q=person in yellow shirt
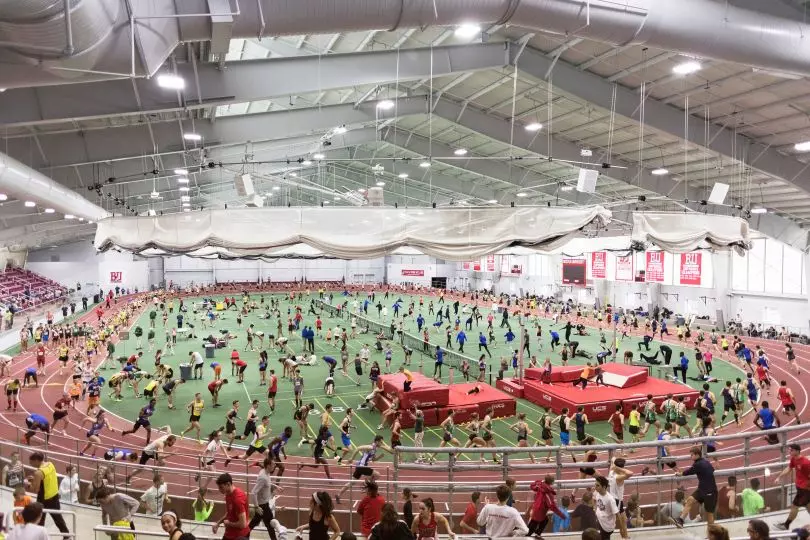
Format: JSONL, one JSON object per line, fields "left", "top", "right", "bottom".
{"left": 628, "top": 404, "right": 642, "bottom": 445}
{"left": 398, "top": 365, "right": 414, "bottom": 392}
{"left": 29, "top": 452, "right": 71, "bottom": 535}
{"left": 181, "top": 393, "right": 205, "bottom": 441}
{"left": 573, "top": 363, "right": 593, "bottom": 390}
{"left": 57, "top": 344, "right": 70, "bottom": 375}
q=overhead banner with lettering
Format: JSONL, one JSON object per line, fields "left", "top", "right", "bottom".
{"left": 679, "top": 252, "right": 702, "bottom": 285}
{"left": 486, "top": 254, "right": 496, "bottom": 272}
{"left": 615, "top": 255, "right": 633, "bottom": 281}
{"left": 401, "top": 269, "right": 425, "bottom": 277}
{"left": 645, "top": 251, "right": 665, "bottom": 282}
{"left": 590, "top": 251, "right": 606, "bottom": 279}
{"left": 462, "top": 262, "right": 470, "bottom": 270}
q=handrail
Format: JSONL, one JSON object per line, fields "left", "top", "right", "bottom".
{"left": 94, "top": 526, "right": 220, "bottom": 540}
{"left": 5, "top": 508, "right": 77, "bottom": 538}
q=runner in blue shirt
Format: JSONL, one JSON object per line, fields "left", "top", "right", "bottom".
{"left": 416, "top": 314, "right": 425, "bottom": 332}
{"left": 433, "top": 346, "right": 444, "bottom": 379}
{"left": 23, "top": 413, "right": 50, "bottom": 444}
{"left": 505, "top": 329, "right": 515, "bottom": 343}
{"left": 673, "top": 352, "right": 689, "bottom": 384}
{"left": 550, "top": 330, "right": 560, "bottom": 350}
{"left": 456, "top": 330, "right": 467, "bottom": 353}
{"left": 478, "top": 333, "right": 491, "bottom": 358}
{"left": 754, "top": 401, "right": 782, "bottom": 444}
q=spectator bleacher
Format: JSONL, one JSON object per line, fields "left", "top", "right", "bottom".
{"left": 0, "top": 266, "right": 68, "bottom": 313}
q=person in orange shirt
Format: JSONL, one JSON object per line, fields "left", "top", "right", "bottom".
{"left": 13, "top": 485, "right": 32, "bottom": 524}
{"left": 68, "top": 379, "right": 82, "bottom": 408}
{"left": 573, "top": 363, "right": 593, "bottom": 390}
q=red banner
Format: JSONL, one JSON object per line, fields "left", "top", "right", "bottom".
{"left": 473, "top": 261, "right": 481, "bottom": 271}
{"left": 645, "top": 252, "right": 665, "bottom": 282}
{"left": 462, "top": 262, "right": 470, "bottom": 270}
{"left": 590, "top": 251, "right": 606, "bottom": 279}
{"left": 110, "top": 271, "right": 123, "bottom": 283}
{"left": 615, "top": 255, "right": 633, "bottom": 281}
{"left": 679, "top": 252, "right": 702, "bottom": 285}
{"left": 401, "top": 269, "right": 425, "bottom": 277}
{"left": 486, "top": 254, "right": 496, "bottom": 272}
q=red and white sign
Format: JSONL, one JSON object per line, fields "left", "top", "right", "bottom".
{"left": 109, "top": 271, "right": 123, "bottom": 283}
{"left": 462, "top": 262, "right": 470, "bottom": 270}
{"left": 401, "top": 269, "right": 425, "bottom": 277}
{"left": 510, "top": 264, "right": 523, "bottom": 275}
{"left": 645, "top": 252, "right": 665, "bottom": 282}
{"left": 679, "top": 252, "right": 702, "bottom": 286}
{"left": 486, "top": 254, "right": 496, "bottom": 272}
{"left": 590, "top": 251, "right": 607, "bottom": 279}
{"left": 615, "top": 255, "right": 633, "bottom": 281}
{"left": 473, "top": 260, "right": 481, "bottom": 271}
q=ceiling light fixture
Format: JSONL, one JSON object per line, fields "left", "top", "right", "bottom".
{"left": 313, "top": 153, "right": 325, "bottom": 160}
{"left": 174, "top": 168, "right": 188, "bottom": 175}
{"left": 272, "top": 186, "right": 280, "bottom": 191}
{"left": 525, "top": 122, "right": 543, "bottom": 132}
{"left": 560, "top": 185, "right": 575, "bottom": 192}
{"left": 323, "top": 200, "right": 330, "bottom": 205}
{"left": 398, "top": 173, "right": 409, "bottom": 178}
{"left": 302, "top": 160, "right": 312, "bottom": 166}
{"left": 183, "top": 208, "right": 191, "bottom": 213}
{"left": 78, "top": 217, "right": 84, "bottom": 221}
{"left": 334, "top": 126, "right": 347, "bottom": 134}
{"left": 651, "top": 168, "right": 670, "bottom": 175}
{"left": 487, "top": 199, "right": 498, "bottom": 204}
{"left": 333, "top": 196, "right": 341, "bottom": 201}
{"left": 376, "top": 99, "right": 395, "bottom": 111}
{"left": 65, "top": 214, "right": 75, "bottom": 220}
{"left": 0, "top": 193, "right": 7, "bottom": 201}
{"left": 455, "top": 24, "right": 481, "bottom": 38}
{"left": 24, "top": 201, "right": 35, "bottom": 207}
{"left": 44, "top": 208, "right": 55, "bottom": 213}
{"left": 0, "top": 88, "right": 6, "bottom": 93}
{"left": 183, "top": 133, "right": 202, "bottom": 141}
{"left": 181, "top": 195, "right": 190, "bottom": 202}
{"left": 750, "top": 207, "right": 768, "bottom": 214}
{"left": 290, "top": 172, "right": 298, "bottom": 177}
{"left": 419, "top": 161, "right": 431, "bottom": 168}
{"left": 672, "top": 60, "right": 702, "bottom": 75}
{"left": 454, "top": 148, "right": 468, "bottom": 156}
{"left": 376, "top": 181, "right": 386, "bottom": 187}
{"left": 177, "top": 177, "right": 190, "bottom": 184}
{"left": 182, "top": 202, "right": 190, "bottom": 207}
{"left": 157, "top": 74, "right": 185, "bottom": 90}
{"left": 179, "top": 186, "right": 190, "bottom": 192}
{"left": 516, "top": 192, "right": 528, "bottom": 198}
{"left": 795, "top": 141, "right": 810, "bottom": 152}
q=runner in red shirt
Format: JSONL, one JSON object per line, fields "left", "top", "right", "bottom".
{"left": 755, "top": 364, "right": 771, "bottom": 395}
{"left": 213, "top": 473, "right": 250, "bottom": 539}
{"left": 234, "top": 359, "right": 247, "bottom": 383}
{"left": 208, "top": 379, "right": 228, "bottom": 408}
{"left": 35, "top": 344, "right": 46, "bottom": 374}
{"left": 267, "top": 370, "right": 278, "bottom": 413}
{"left": 777, "top": 380, "right": 802, "bottom": 424}
{"left": 776, "top": 444, "right": 810, "bottom": 530}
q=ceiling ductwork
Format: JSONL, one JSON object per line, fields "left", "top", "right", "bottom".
{"left": 3, "top": 0, "right": 810, "bottom": 89}
{"left": 0, "top": 150, "right": 110, "bottom": 222}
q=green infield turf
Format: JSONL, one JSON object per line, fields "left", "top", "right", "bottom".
{"left": 103, "top": 291, "right": 749, "bottom": 461}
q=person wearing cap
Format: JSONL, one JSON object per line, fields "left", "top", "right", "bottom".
{"left": 212, "top": 473, "right": 250, "bottom": 540}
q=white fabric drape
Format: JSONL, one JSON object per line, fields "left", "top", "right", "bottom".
{"left": 95, "top": 206, "right": 612, "bottom": 261}
{"left": 631, "top": 213, "right": 751, "bottom": 254}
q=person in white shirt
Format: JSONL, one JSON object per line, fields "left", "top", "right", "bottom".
{"left": 190, "top": 351, "right": 205, "bottom": 379}
{"left": 58, "top": 465, "right": 79, "bottom": 504}
{"left": 594, "top": 475, "right": 619, "bottom": 539}
{"left": 8, "top": 502, "right": 49, "bottom": 540}
{"left": 476, "top": 484, "right": 529, "bottom": 537}
{"left": 140, "top": 474, "right": 169, "bottom": 515}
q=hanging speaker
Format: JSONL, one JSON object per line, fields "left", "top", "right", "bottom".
{"left": 234, "top": 174, "right": 255, "bottom": 197}
{"left": 577, "top": 168, "right": 598, "bottom": 193}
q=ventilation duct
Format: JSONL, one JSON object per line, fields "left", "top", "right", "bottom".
{"left": 0, "top": 150, "right": 110, "bottom": 222}
{"left": 4, "top": 0, "right": 810, "bottom": 87}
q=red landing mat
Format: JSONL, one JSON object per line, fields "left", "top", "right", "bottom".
{"left": 496, "top": 378, "right": 524, "bottom": 398}
{"left": 379, "top": 372, "right": 449, "bottom": 409}
{"left": 526, "top": 362, "right": 647, "bottom": 388}
{"left": 523, "top": 377, "right": 700, "bottom": 421}
{"left": 445, "top": 382, "right": 517, "bottom": 420}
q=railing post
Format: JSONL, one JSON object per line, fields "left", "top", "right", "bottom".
{"left": 780, "top": 435, "right": 789, "bottom": 510}
{"left": 392, "top": 449, "right": 399, "bottom": 502}
{"left": 502, "top": 452, "right": 509, "bottom": 481}
{"left": 555, "top": 447, "right": 562, "bottom": 482}
{"left": 448, "top": 451, "right": 455, "bottom": 530}
{"left": 295, "top": 473, "right": 301, "bottom": 528}
{"left": 744, "top": 437, "right": 751, "bottom": 467}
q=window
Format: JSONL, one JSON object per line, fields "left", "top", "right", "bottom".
{"left": 783, "top": 245, "right": 803, "bottom": 295}
{"left": 764, "top": 240, "right": 783, "bottom": 294}
{"left": 747, "top": 239, "right": 766, "bottom": 292}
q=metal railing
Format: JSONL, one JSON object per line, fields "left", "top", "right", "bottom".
{"left": 5, "top": 508, "right": 77, "bottom": 538}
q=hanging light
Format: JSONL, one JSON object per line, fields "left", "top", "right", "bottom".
{"left": 183, "top": 133, "right": 202, "bottom": 141}
{"left": 419, "top": 161, "right": 431, "bottom": 168}
{"left": 750, "top": 207, "right": 767, "bottom": 214}
{"left": 454, "top": 148, "right": 468, "bottom": 156}
{"left": 672, "top": 60, "right": 702, "bottom": 75}
{"left": 173, "top": 168, "right": 188, "bottom": 175}
{"left": 516, "top": 192, "right": 528, "bottom": 198}
{"left": 376, "top": 100, "right": 395, "bottom": 110}
{"left": 455, "top": 24, "right": 481, "bottom": 38}
{"left": 177, "top": 177, "right": 190, "bottom": 184}
{"left": 24, "top": 201, "right": 36, "bottom": 207}
{"left": 398, "top": 173, "right": 409, "bottom": 178}
{"left": 651, "top": 168, "right": 669, "bottom": 175}
{"left": 524, "top": 122, "right": 543, "bottom": 132}
{"left": 157, "top": 74, "right": 185, "bottom": 90}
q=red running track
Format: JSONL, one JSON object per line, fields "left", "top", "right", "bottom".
{"left": 2, "top": 288, "right": 809, "bottom": 516}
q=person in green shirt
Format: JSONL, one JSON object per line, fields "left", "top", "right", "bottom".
{"left": 101, "top": 340, "right": 115, "bottom": 370}
{"left": 740, "top": 478, "right": 767, "bottom": 516}
{"left": 134, "top": 326, "right": 144, "bottom": 349}
{"left": 149, "top": 310, "right": 157, "bottom": 328}
{"left": 147, "top": 329, "right": 156, "bottom": 351}
{"left": 192, "top": 486, "right": 214, "bottom": 521}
